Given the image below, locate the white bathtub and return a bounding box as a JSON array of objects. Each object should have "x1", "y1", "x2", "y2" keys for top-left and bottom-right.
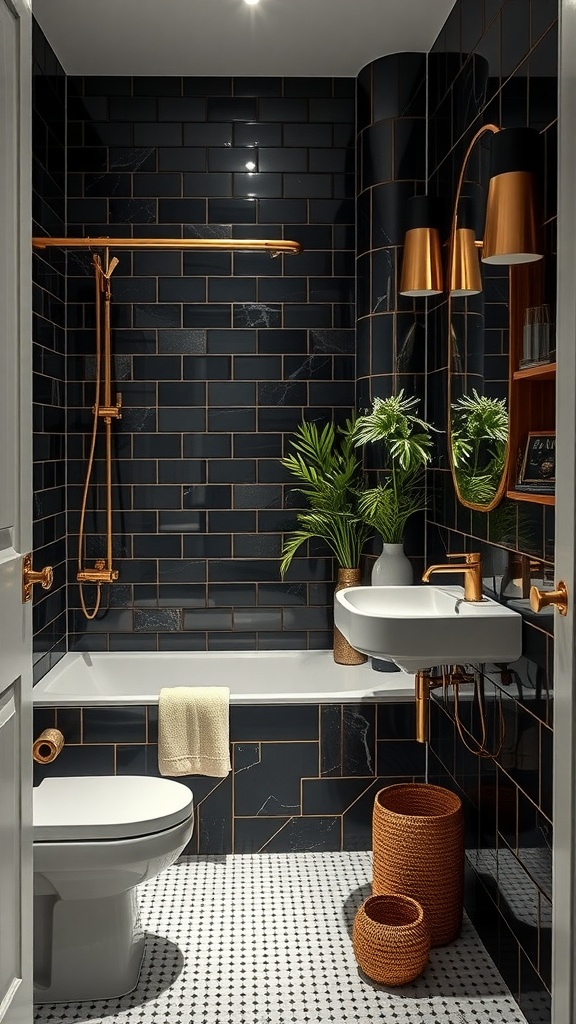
[{"x1": 33, "y1": 650, "x2": 415, "y2": 706}]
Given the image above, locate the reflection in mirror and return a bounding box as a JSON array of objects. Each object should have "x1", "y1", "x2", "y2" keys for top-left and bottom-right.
[
  {"x1": 448, "y1": 128, "x2": 510, "y2": 511},
  {"x1": 450, "y1": 389, "x2": 508, "y2": 507},
  {"x1": 482, "y1": 551, "x2": 555, "y2": 636}
]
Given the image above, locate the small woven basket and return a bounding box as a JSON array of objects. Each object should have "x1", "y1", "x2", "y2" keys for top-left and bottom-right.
[
  {"x1": 372, "y1": 783, "x2": 464, "y2": 947},
  {"x1": 353, "y1": 894, "x2": 430, "y2": 986}
]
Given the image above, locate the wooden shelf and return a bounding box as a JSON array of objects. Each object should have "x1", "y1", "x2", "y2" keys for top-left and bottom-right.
[
  {"x1": 506, "y1": 265, "x2": 556, "y2": 505},
  {"x1": 506, "y1": 489, "x2": 555, "y2": 506},
  {"x1": 513, "y1": 362, "x2": 556, "y2": 382}
]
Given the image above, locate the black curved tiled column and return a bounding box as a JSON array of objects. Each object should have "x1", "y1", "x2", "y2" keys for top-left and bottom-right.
[
  {"x1": 355, "y1": 53, "x2": 428, "y2": 566},
  {"x1": 356, "y1": 53, "x2": 427, "y2": 416}
]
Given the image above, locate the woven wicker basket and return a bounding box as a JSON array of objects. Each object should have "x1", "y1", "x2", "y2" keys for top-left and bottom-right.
[
  {"x1": 372, "y1": 783, "x2": 464, "y2": 947},
  {"x1": 352, "y1": 894, "x2": 430, "y2": 986}
]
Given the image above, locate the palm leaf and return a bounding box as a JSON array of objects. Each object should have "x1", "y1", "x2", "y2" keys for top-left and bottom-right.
[{"x1": 279, "y1": 418, "x2": 371, "y2": 578}]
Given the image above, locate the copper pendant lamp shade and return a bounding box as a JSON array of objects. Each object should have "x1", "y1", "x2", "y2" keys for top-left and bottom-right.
[
  {"x1": 450, "y1": 196, "x2": 482, "y2": 296},
  {"x1": 482, "y1": 127, "x2": 543, "y2": 265},
  {"x1": 399, "y1": 196, "x2": 444, "y2": 297}
]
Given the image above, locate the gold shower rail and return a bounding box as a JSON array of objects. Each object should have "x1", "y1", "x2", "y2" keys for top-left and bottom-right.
[
  {"x1": 32, "y1": 234, "x2": 303, "y2": 617},
  {"x1": 32, "y1": 237, "x2": 303, "y2": 254}
]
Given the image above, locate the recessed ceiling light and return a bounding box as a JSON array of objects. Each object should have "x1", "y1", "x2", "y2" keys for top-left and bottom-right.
[{"x1": 244, "y1": 0, "x2": 260, "y2": 5}]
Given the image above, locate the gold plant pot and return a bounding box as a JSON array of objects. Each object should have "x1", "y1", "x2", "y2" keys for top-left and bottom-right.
[{"x1": 333, "y1": 567, "x2": 367, "y2": 665}]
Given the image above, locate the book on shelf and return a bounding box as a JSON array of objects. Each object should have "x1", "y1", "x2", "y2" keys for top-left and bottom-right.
[
  {"x1": 513, "y1": 481, "x2": 555, "y2": 495},
  {"x1": 518, "y1": 356, "x2": 556, "y2": 370}
]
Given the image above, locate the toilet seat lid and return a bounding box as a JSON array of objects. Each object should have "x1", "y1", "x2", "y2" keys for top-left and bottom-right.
[{"x1": 33, "y1": 776, "x2": 193, "y2": 841}]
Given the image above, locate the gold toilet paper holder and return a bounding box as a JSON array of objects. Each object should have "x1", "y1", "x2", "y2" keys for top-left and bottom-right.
[{"x1": 33, "y1": 728, "x2": 65, "y2": 764}]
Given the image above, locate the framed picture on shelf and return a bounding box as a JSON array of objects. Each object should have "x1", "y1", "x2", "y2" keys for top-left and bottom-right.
[{"x1": 516, "y1": 431, "x2": 556, "y2": 492}]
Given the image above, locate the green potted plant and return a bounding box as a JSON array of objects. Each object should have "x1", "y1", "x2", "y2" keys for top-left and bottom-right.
[
  {"x1": 450, "y1": 390, "x2": 508, "y2": 506},
  {"x1": 279, "y1": 418, "x2": 372, "y2": 664},
  {"x1": 351, "y1": 391, "x2": 436, "y2": 585}
]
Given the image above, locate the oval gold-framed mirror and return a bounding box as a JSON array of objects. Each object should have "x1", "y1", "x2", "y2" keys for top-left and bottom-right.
[{"x1": 447, "y1": 123, "x2": 543, "y2": 512}]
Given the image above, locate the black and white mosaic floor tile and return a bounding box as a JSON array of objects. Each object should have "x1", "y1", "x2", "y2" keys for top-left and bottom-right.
[{"x1": 34, "y1": 851, "x2": 529, "y2": 1024}]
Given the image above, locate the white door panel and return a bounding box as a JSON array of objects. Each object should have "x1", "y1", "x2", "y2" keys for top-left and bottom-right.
[
  {"x1": 551, "y1": 3, "x2": 576, "y2": 1022},
  {"x1": 0, "y1": 0, "x2": 18, "y2": 537},
  {"x1": 0, "y1": 1, "x2": 33, "y2": 1024},
  {"x1": 0, "y1": 688, "x2": 21, "y2": 1013}
]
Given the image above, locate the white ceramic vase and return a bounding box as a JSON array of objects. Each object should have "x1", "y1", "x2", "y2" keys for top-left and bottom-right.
[{"x1": 371, "y1": 542, "x2": 413, "y2": 586}]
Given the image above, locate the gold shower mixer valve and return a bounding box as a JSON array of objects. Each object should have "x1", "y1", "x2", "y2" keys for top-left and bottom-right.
[
  {"x1": 95, "y1": 393, "x2": 123, "y2": 419},
  {"x1": 77, "y1": 560, "x2": 119, "y2": 584}
]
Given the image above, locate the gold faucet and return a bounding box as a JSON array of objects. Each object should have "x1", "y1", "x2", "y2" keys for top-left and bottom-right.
[{"x1": 421, "y1": 552, "x2": 483, "y2": 602}]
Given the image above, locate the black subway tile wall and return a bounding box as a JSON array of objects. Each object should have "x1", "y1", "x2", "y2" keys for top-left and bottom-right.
[
  {"x1": 65, "y1": 75, "x2": 355, "y2": 651},
  {"x1": 32, "y1": 24, "x2": 67, "y2": 683},
  {"x1": 425, "y1": 2, "x2": 557, "y2": 1020},
  {"x1": 355, "y1": 54, "x2": 427, "y2": 573},
  {"x1": 33, "y1": 699, "x2": 423, "y2": 854}
]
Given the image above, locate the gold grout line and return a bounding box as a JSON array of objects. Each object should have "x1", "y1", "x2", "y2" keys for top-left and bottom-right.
[
  {"x1": 194, "y1": 773, "x2": 230, "y2": 809},
  {"x1": 237, "y1": 813, "x2": 341, "y2": 820},
  {"x1": 257, "y1": 817, "x2": 293, "y2": 853},
  {"x1": 341, "y1": 779, "x2": 380, "y2": 816}
]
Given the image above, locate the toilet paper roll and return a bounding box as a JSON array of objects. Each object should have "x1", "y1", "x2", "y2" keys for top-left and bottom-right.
[{"x1": 33, "y1": 728, "x2": 65, "y2": 764}]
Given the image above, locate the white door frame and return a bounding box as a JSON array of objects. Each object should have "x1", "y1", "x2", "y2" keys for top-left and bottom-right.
[
  {"x1": 551, "y1": 2, "x2": 576, "y2": 1021},
  {"x1": 0, "y1": 0, "x2": 33, "y2": 1023}
]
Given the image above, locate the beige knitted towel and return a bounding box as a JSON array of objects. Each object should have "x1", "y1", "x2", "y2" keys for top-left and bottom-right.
[{"x1": 158, "y1": 686, "x2": 231, "y2": 778}]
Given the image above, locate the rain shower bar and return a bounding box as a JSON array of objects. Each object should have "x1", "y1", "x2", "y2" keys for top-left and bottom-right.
[{"x1": 32, "y1": 237, "x2": 303, "y2": 254}]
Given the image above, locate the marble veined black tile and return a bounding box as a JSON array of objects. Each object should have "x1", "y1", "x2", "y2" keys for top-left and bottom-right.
[
  {"x1": 259, "y1": 815, "x2": 341, "y2": 852},
  {"x1": 196, "y1": 773, "x2": 233, "y2": 856},
  {"x1": 317, "y1": 704, "x2": 340, "y2": 774},
  {"x1": 302, "y1": 777, "x2": 377, "y2": 816},
  {"x1": 233, "y1": 816, "x2": 290, "y2": 854},
  {"x1": 233, "y1": 741, "x2": 318, "y2": 817},
  {"x1": 342, "y1": 704, "x2": 376, "y2": 776}
]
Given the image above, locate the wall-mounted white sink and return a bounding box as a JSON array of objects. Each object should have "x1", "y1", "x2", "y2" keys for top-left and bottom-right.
[{"x1": 334, "y1": 585, "x2": 522, "y2": 672}]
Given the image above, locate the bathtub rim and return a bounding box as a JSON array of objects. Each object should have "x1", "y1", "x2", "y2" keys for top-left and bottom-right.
[{"x1": 32, "y1": 650, "x2": 416, "y2": 706}]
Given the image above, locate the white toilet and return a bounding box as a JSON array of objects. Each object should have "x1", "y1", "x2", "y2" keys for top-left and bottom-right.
[{"x1": 33, "y1": 775, "x2": 194, "y2": 1003}]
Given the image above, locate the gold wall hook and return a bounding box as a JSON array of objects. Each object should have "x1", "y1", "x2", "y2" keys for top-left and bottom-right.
[
  {"x1": 22, "y1": 555, "x2": 53, "y2": 603},
  {"x1": 530, "y1": 580, "x2": 568, "y2": 616}
]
